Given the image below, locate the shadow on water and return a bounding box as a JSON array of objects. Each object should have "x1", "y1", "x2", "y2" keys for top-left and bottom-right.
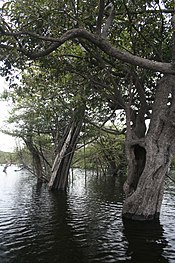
[
  {"x1": 11, "y1": 189, "x2": 88, "y2": 263},
  {"x1": 0, "y1": 167, "x2": 174, "y2": 263},
  {"x1": 122, "y1": 219, "x2": 169, "y2": 263}
]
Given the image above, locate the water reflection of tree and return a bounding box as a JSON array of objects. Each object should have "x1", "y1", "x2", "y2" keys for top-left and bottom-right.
[
  {"x1": 122, "y1": 219, "x2": 169, "y2": 263},
  {"x1": 46, "y1": 191, "x2": 88, "y2": 263},
  {"x1": 87, "y1": 174, "x2": 125, "y2": 203},
  {"x1": 13, "y1": 183, "x2": 88, "y2": 263}
]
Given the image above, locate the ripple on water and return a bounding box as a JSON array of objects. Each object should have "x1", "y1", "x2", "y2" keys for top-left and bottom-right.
[{"x1": 0, "y1": 168, "x2": 175, "y2": 263}]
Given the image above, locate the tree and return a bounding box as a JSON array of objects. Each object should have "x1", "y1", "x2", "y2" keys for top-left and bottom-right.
[
  {"x1": 1, "y1": 65, "x2": 85, "y2": 183},
  {"x1": 1, "y1": 0, "x2": 175, "y2": 220},
  {"x1": 1, "y1": 87, "x2": 54, "y2": 180},
  {"x1": 73, "y1": 128, "x2": 126, "y2": 176},
  {"x1": 2, "y1": 59, "x2": 111, "y2": 188}
]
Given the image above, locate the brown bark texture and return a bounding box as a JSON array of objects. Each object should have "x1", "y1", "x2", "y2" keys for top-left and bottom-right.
[{"x1": 123, "y1": 75, "x2": 175, "y2": 221}]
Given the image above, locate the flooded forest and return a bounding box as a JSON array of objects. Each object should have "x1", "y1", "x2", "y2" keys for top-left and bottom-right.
[{"x1": 1, "y1": 0, "x2": 175, "y2": 262}]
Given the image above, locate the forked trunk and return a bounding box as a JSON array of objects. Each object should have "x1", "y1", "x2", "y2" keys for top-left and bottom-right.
[
  {"x1": 48, "y1": 118, "x2": 83, "y2": 190},
  {"x1": 123, "y1": 75, "x2": 175, "y2": 221}
]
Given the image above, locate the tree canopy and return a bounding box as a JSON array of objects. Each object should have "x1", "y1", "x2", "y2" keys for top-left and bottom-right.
[
  {"x1": 1, "y1": 0, "x2": 175, "y2": 173},
  {"x1": 1, "y1": 0, "x2": 175, "y2": 220}
]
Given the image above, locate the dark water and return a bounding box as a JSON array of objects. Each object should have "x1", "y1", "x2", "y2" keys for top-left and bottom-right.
[{"x1": 0, "y1": 166, "x2": 175, "y2": 263}]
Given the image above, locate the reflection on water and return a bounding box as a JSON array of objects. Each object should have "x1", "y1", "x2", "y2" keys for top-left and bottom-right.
[
  {"x1": 123, "y1": 220, "x2": 168, "y2": 263},
  {"x1": 0, "y1": 166, "x2": 175, "y2": 262}
]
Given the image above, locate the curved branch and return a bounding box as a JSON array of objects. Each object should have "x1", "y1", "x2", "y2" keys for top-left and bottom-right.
[{"x1": 1, "y1": 28, "x2": 175, "y2": 74}]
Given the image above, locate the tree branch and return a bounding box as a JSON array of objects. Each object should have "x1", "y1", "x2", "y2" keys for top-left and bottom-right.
[
  {"x1": 102, "y1": 3, "x2": 115, "y2": 38},
  {"x1": 87, "y1": 118, "x2": 125, "y2": 135},
  {"x1": 124, "y1": 2, "x2": 162, "y2": 61},
  {"x1": 96, "y1": 0, "x2": 105, "y2": 35},
  {"x1": 1, "y1": 28, "x2": 175, "y2": 74},
  {"x1": 132, "y1": 70, "x2": 150, "y2": 111}
]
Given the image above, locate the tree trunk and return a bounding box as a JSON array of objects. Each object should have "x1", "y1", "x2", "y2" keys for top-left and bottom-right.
[
  {"x1": 48, "y1": 118, "x2": 83, "y2": 190},
  {"x1": 123, "y1": 75, "x2": 175, "y2": 221},
  {"x1": 24, "y1": 136, "x2": 43, "y2": 181}
]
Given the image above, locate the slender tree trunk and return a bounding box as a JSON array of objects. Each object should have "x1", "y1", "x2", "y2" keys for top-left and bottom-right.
[
  {"x1": 32, "y1": 150, "x2": 43, "y2": 180},
  {"x1": 123, "y1": 75, "x2": 175, "y2": 221},
  {"x1": 48, "y1": 114, "x2": 84, "y2": 190},
  {"x1": 24, "y1": 136, "x2": 43, "y2": 181}
]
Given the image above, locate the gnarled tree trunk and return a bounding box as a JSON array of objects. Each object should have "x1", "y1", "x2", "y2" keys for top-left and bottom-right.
[{"x1": 123, "y1": 75, "x2": 175, "y2": 221}]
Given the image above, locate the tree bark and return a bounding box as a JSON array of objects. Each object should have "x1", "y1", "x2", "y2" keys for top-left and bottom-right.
[
  {"x1": 48, "y1": 115, "x2": 84, "y2": 190},
  {"x1": 24, "y1": 136, "x2": 43, "y2": 181},
  {"x1": 123, "y1": 75, "x2": 175, "y2": 221}
]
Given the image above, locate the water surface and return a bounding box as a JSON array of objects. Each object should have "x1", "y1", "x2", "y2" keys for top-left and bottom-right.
[{"x1": 0, "y1": 166, "x2": 175, "y2": 262}]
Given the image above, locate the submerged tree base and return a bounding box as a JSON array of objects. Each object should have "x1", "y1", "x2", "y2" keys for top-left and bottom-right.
[
  {"x1": 122, "y1": 75, "x2": 175, "y2": 222},
  {"x1": 122, "y1": 212, "x2": 160, "y2": 222}
]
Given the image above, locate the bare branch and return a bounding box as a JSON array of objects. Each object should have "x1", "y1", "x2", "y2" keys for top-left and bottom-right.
[
  {"x1": 96, "y1": 0, "x2": 105, "y2": 34},
  {"x1": 102, "y1": 3, "x2": 115, "y2": 38},
  {"x1": 87, "y1": 118, "x2": 125, "y2": 136}
]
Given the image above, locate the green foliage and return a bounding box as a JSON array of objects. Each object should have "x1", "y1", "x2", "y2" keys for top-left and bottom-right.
[
  {"x1": 73, "y1": 130, "x2": 126, "y2": 176},
  {"x1": 0, "y1": 146, "x2": 35, "y2": 169},
  {"x1": 0, "y1": 150, "x2": 18, "y2": 165},
  {"x1": 170, "y1": 156, "x2": 175, "y2": 169},
  {"x1": 1, "y1": 0, "x2": 173, "y2": 117},
  {"x1": 1, "y1": 0, "x2": 175, "y2": 179},
  {"x1": 13, "y1": 145, "x2": 33, "y2": 167},
  {"x1": 1, "y1": 57, "x2": 114, "y2": 176}
]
